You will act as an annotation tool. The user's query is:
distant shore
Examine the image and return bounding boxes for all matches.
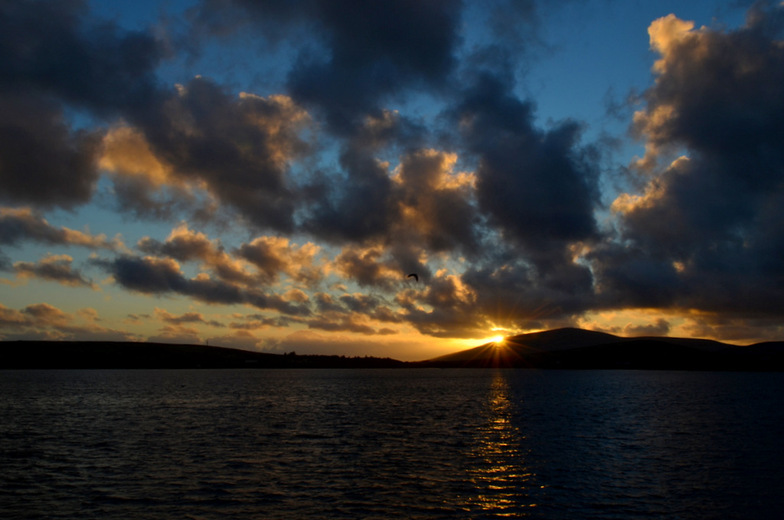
[0,341,409,369]
[3,329,784,370]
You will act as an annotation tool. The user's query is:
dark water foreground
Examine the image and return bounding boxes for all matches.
[1,369,783,519]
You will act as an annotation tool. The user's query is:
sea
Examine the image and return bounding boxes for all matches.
[1,369,783,519]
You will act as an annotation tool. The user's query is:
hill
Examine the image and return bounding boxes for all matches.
[0,341,408,369]
[419,328,784,370]
[2,329,783,370]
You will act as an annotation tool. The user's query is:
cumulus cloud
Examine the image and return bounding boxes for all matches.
[14,254,96,288]
[302,144,399,242]
[5,0,784,349]
[623,318,672,337]
[286,0,459,133]
[137,223,325,288]
[236,236,323,284]
[0,207,120,249]
[0,302,135,341]
[0,0,165,210]
[602,2,784,318]
[0,95,101,209]
[101,254,312,316]
[333,244,405,289]
[99,126,211,219]
[154,307,225,328]
[131,79,312,231]
[456,73,601,259]
[195,0,461,134]
[392,149,480,254]
[139,223,258,285]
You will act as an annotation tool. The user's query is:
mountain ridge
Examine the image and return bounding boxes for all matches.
[422,327,784,369]
[1,328,783,370]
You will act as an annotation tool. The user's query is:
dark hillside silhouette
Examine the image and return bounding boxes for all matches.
[418,328,784,370]
[2,328,783,370]
[0,341,407,369]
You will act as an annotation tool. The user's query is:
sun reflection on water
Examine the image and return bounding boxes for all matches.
[461,371,540,516]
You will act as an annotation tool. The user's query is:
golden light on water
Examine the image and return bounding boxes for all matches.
[462,371,539,514]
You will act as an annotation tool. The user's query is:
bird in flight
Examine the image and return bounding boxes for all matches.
[407,273,419,282]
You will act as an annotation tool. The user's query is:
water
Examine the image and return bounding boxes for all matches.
[1,369,783,519]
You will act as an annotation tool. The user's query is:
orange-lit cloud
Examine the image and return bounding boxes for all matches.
[0,207,121,250]
[0,303,136,342]
[14,254,97,288]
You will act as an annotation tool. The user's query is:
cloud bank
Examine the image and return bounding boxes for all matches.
[2,0,784,353]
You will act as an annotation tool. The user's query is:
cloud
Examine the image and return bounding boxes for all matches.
[456,73,601,260]
[236,236,323,284]
[138,223,325,288]
[0,94,101,209]
[623,318,672,337]
[129,79,312,231]
[1,0,164,114]
[302,144,399,242]
[99,125,210,220]
[295,290,404,336]
[0,207,120,249]
[0,302,136,341]
[304,312,379,335]
[101,254,312,316]
[333,244,404,289]
[285,0,460,133]
[194,0,461,134]
[148,324,203,344]
[14,254,96,288]
[392,149,480,254]
[154,307,225,328]
[139,223,260,285]
[602,3,784,317]
[0,0,165,210]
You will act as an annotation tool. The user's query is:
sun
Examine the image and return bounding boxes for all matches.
[490,335,506,345]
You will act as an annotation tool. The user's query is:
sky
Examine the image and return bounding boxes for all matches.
[1,0,784,360]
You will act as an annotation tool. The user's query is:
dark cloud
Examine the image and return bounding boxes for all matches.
[236,237,288,281]
[191,0,316,38]
[235,236,323,285]
[394,149,480,254]
[102,254,312,316]
[456,73,601,258]
[0,207,117,249]
[302,144,399,242]
[138,230,213,262]
[305,313,378,335]
[333,245,400,289]
[14,254,95,288]
[134,78,310,232]
[137,224,263,286]
[287,0,460,133]
[339,293,384,314]
[0,0,164,209]
[0,0,163,114]
[588,243,680,309]
[623,318,671,337]
[399,273,488,338]
[314,293,344,313]
[604,4,784,316]
[194,0,460,134]
[0,95,101,208]
[107,255,189,294]
[109,175,201,222]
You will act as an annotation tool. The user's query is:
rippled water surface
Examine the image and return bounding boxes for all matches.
[2,369,783,519]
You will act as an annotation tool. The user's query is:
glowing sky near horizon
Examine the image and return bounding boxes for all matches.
[1,0,783,360]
